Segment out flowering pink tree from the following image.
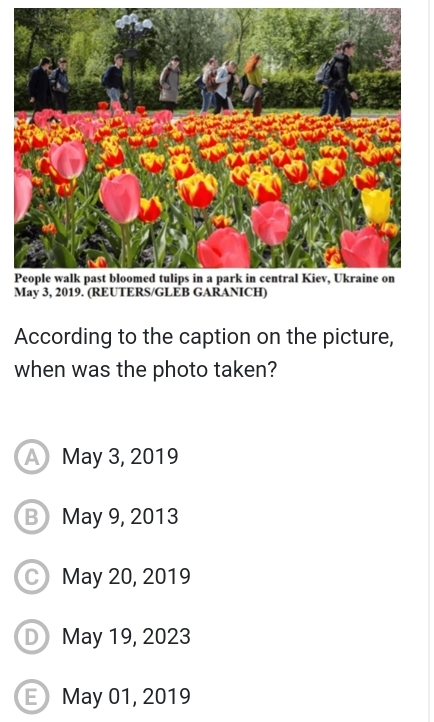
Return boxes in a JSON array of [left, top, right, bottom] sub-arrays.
[[368, 9, 401, 70]]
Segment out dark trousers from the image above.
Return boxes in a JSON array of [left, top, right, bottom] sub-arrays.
[[163, 101, 176, 112], [54, 91, 68, 114], [318, 89, 344, 119], [253, 96, 262, 117], [328, 88, 351, 119], [213, 93, 229, 114]]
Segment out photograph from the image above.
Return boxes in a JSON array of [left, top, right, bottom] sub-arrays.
[[14, 8, 401, 270]]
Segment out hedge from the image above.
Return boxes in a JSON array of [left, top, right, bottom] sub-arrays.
[[14, 70, 400, 113]]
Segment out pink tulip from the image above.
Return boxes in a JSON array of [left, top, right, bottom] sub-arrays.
[[152, 123, 165, 136], [340, 226, 389, 268], [153, 110, 173, 124], [251, 201, 291, 246], [100, 173, 141, 224], [75, 121, 101, 142], [14, 168, 33, 223], [49, 140, 87, 179], [197, 228, 250, 268], [16, 111, 28, 120]]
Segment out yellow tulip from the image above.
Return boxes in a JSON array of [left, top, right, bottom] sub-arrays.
[[361, 188, 391, 224]]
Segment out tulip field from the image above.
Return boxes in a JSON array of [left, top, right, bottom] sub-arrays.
[[14, 105, 401, 269]]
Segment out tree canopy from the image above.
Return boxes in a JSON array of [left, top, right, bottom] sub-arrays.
[[14, 8, 400, 81]]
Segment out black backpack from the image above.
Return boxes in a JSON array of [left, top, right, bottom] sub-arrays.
[[315, 58, 336, 87], [101, 68, 110, 87], [238, 74, 249, 94]]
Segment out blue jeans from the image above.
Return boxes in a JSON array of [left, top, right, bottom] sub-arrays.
[[318, 89, 344, 119], [106, 87, 120, 104], [201, 90, 215, 113], [328, 88, 351, 119]]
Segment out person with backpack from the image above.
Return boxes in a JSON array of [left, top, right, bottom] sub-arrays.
[[242, 53, 268, 117], [213, 60, 237, 115], [102, 54, 128, 107], [50, 57, 69, 114], [159, 55, 181, 113], [200, 58, 218, 114], [317, 45, 344, 119], [327, 40, 359, 119], [225, 60, 239, 111], [28, 57, 52, 123]]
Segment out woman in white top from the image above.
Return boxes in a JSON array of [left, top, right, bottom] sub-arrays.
[[213, 60, 237, 114]]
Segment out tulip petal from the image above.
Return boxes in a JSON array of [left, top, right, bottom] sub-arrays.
[[14, 169, 33, 223], [100, 173, 141, 224]]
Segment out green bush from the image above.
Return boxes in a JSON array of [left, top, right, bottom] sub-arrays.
[[14, 69, 401, 113]]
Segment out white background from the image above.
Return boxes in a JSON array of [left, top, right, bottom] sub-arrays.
[[4, 3, 430, 720]]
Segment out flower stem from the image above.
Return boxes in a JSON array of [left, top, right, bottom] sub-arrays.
[[120, 223, 131, 268], [70, 183, 76, 257], [202, 206, 213, 236], [65, 194, 71, 250], [150, 223, 159, 268]]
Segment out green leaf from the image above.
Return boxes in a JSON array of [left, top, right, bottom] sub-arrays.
[[97, 244, 119, 268], [51, 243, 77, 268], [180, 251, 200, 268], [156, 223, 168, 267], [93, 208, 122, 240], [14, 245, 30, 268], [288, 243, 302, 267], [171, 204, 195, 233]]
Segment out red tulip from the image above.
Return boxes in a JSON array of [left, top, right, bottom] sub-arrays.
[[49, 140, 87, 179], [88, 257, 108, 268], [251, 201, 291, 246], [100, 172, 141, 224], [340, 226, 389, 268], [14, 167, 33, 223], [197, 228, 250, 268]]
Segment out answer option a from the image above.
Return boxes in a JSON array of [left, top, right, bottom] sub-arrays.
[[14, 439, 50, 474]]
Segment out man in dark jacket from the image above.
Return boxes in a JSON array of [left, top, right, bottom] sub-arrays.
[[50, 57, 69, 114], [328, 40, 359, 119], [29, 57, 52, 123], [103, 54, 128, 106]]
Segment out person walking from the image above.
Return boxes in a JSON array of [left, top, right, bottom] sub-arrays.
[[28, 57, 52, 123], [318, 45, 344, 119], [200, 57, 218, 114], [213, 60, 237, 114], [103, 54, 128, 107], [225, 60, 239, 111], [50, 57, 69, 114], [159, 55, 181, 113], [243, 53, 268, 117], [327, 40, 359, 119]]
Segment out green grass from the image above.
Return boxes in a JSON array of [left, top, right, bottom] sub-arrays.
[[15, 107, 399, 118], [176, 106, 399, 117]]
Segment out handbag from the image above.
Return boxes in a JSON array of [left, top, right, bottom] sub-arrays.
[[194, 74, 206, 91]]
